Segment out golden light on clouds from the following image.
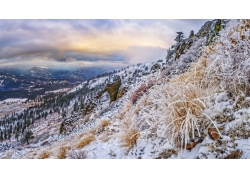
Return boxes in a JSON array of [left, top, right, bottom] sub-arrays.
[[0, 19, 208, 68]]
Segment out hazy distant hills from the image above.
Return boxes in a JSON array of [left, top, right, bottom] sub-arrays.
[[28, 66, 114, 82], [0, 66, 115, 100]]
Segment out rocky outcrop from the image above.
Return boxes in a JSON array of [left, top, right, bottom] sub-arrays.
[[93, 76, 123, 104], [196, 20, 213, 39], [106, 76, 122, 103]]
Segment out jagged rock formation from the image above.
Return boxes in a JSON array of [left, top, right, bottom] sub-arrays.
[[196, 20, 214, 38], [105, 76, 122, 103]]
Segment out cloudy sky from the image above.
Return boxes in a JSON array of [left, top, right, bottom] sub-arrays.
[[0, 19, 209, 69]]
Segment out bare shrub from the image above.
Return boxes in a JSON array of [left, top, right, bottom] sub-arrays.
[[147, 79, 156, 89], [69, 150, 87, 159], [129, 84, 148, 104]]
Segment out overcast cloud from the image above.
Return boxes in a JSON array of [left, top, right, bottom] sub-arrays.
[[0, 19, 209, 69]]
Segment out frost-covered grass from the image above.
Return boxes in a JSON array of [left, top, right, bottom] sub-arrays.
[[204, 20, 250, 98]]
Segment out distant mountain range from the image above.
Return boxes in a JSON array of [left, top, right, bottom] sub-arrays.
[[0, 66, 115, 100]]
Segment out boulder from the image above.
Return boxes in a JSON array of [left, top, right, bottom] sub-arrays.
[[189, 30, 194, 38]]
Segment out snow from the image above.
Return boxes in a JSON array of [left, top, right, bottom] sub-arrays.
[[67, 81, 87, 94], [0, 98, 27, 104], [0, 80, 4, 87], [45, 88, 71, 94]]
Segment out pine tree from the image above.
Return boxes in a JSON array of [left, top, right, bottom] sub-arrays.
[[7, 130, 11, 140], [44, 111, 48, 120], [175, 32, 184, 42], [21, 130, 34, 145], [15, 131, 19, 142], [4, 131, 7, 140], [0, 131, 3, 141], [26, 119, 31, 127]]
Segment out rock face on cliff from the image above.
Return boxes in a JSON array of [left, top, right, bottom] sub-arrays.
[[196, 20, 214, 38], [106, 76, 122, 103]]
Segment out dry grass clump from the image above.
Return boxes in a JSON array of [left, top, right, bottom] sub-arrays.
[[120, 128, 139, 151], [177, 58, 207, 84], [57, 146, 71, 159], [96, 120, 109, 133], [76, 134, 95, 149], [39, 151, 51, 159], [149, 82, 209, 148], [137, 44, 223, 149]]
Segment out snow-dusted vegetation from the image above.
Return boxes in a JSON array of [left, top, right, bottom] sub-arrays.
[[1, 19, 250, 159]]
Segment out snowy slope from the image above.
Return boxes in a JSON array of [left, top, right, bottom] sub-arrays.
[[2, 20, 250, 159]]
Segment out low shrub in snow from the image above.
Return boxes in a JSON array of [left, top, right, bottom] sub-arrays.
[[68, 150, 87, 159], [129, 84, 148, 104]]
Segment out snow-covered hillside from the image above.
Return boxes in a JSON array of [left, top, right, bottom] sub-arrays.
[[1, 19, 250, 159]]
